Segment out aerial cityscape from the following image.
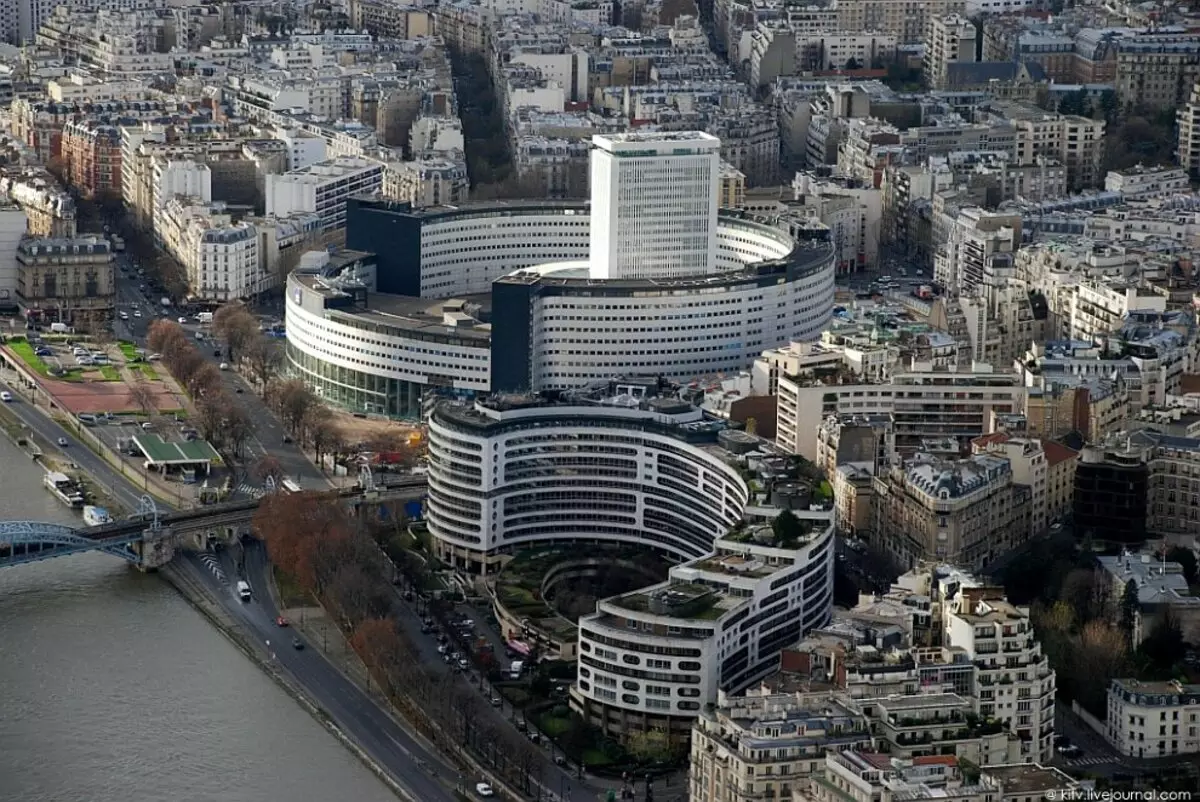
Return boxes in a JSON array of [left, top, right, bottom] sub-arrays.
[[0, 0, 1198, 799]]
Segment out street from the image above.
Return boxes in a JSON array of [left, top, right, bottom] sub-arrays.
[[112, 257, 328, 493], [0, 376, 170, 515], [181, 540, 465, 802]]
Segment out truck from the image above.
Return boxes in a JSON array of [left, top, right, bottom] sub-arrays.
[[509, 660, 524, 679], [236, 580, 251, 602], [49, 322, 69, 333], [161, 297, 171, 308], [196, 311, 213, 324]]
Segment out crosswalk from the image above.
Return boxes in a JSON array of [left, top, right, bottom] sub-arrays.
[[1067, 756, 1118, 767], [199, 553, 226, 584], [234, 482, 266, 499]]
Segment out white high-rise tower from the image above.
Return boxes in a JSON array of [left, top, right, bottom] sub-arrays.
[[588, 131, 720, 280]]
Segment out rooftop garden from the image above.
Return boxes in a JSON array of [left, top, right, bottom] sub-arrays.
[[726, 509, 816, 549], [495, 545, 670, 638]]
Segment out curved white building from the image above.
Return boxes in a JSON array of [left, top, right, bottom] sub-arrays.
[[426, 379, 835, 742], [426, 380, 748, 568], [287, 132, 835, 417]]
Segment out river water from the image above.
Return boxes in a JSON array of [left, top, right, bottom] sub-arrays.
[[0, 436, 394, 802]]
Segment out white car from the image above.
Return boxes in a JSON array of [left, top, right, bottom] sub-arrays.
[[177, 317, 188, 325], [475, 783, 494, 798], [119, 311, 129, 320], [0, 391, 12, 402], [133, 310, 142, 318], [56, 437, 68, 447], [219, 362, 229, 371]]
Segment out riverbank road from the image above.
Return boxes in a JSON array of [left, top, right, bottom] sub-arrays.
[[0, 375, 168, 515], [181, 543, 461, 802]]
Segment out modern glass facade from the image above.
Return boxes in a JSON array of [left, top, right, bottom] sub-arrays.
[[285, 339, 425, 419]]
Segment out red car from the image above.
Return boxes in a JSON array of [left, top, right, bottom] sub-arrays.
[[275, 616, 289, 627]]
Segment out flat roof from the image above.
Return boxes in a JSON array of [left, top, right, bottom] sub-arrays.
[[134, 433, 220, 465]]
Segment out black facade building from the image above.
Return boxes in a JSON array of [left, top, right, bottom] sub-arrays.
[[1073, 446, 1148, 544]]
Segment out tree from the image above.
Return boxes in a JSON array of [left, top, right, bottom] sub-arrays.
[[243, 336, 283, 390], [128, 379, 158, 418], [254, 455, 285, 487], [275, 378, 318, 436], [1120, 579, 1140, 646], [1140, 608, 1187, 671], [771, 509, 806, 547], [1073, 620, 1131, 716], [147, 319, 188, 358], [310, 415, 343, 470], [187, 361, 222, 399], [213, 304, 259, 362], [224, 403, 254, 458], [1167, 547, 1198, 585], [195, 392, 232, 443]]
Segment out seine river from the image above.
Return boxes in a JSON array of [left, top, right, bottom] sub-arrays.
[[0, 435, 394, 802]]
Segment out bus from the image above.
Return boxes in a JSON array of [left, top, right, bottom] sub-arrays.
[[281, 478, 302, 494]]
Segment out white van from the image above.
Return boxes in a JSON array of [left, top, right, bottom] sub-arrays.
[[196, 312, 213, 324], [50, 322, 68, 333], [236, 580, 251, 602]]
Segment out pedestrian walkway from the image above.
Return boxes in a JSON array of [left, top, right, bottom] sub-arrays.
[[234, 482, 266, 499], [1068, 756, 1121, 767]]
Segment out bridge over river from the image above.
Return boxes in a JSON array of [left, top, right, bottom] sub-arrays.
[[0, 478, 427, 570]]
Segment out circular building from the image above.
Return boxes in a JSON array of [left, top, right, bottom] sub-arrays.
[[426, 379, 748, 571], [425, 379, 836, 742], [284, 199, 835, 414]]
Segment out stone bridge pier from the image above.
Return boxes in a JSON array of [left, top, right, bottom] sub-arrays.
[[133, 527, 175, 572]]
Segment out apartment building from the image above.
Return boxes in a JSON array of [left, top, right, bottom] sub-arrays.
[[574, 521, 835, 743], [265, 156, 384, 231], [992, 102, 1105, 191], [1104, 165, 1189, 199], [16, 236, 115, 330], [943, 586, 1056, 761], [872, 453, 1031, 569], [1098, 551, 1200, 646], [835, 0, 966, 44], [1115, 35, 1200, 112], [381, 158, 468, 208], [777, 361, 1024, 460], [689, 690, 872, 802], [934, 207, 1020, 298], [802, 750, 1077, 802], [1106, 679, 1200, 759], [1179, 81, 1200, 178], [60, 120, 122, 200], [155, 199, 264, 302], [926, 15, 978, 91], [971, 434, 1078, 537]]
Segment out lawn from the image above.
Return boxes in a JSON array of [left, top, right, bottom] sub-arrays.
[[139, 364, 159, 380], [118, 341, 140, 361], [8, 339, 49, 375], [98, 366, 120, 381]]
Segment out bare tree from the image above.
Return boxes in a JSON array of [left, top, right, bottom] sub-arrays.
[[275, 378, 318, 435], [243, 336, 283, 390], [254, 455, 285, 486], [187, 361, 222, 399], [128, 379, 158, 418], [224, 403, 254, 458], [213, 304, 259, 361], [195, 392, 231, 442], [310, 415, 342, 471]]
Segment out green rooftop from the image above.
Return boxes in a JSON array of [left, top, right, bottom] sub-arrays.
[[134, 433, 220, 465]]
